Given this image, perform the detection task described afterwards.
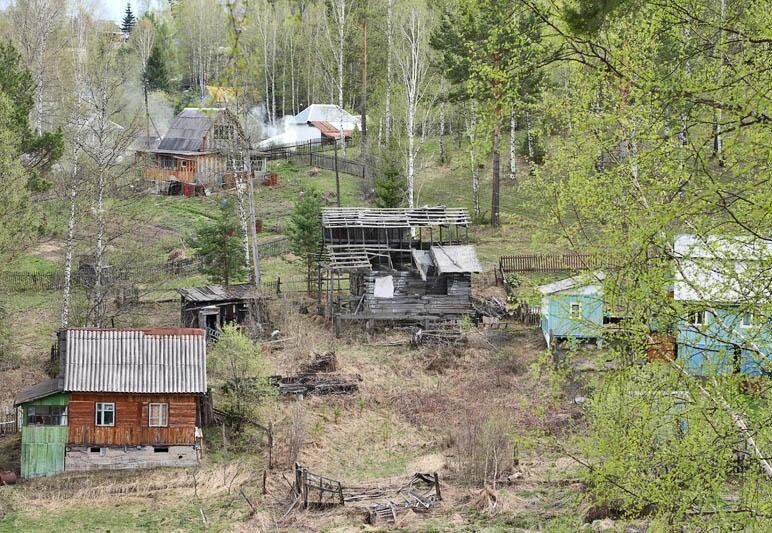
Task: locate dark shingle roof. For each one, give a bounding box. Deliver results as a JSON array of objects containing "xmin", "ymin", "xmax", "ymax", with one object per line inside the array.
[
  {"xmin": 14, "ymin": 378, "xmax": 64, "ymax": 406},
  {"xmin": 157, "ymin": 108, "xmax": 221, "ymax": 152}
]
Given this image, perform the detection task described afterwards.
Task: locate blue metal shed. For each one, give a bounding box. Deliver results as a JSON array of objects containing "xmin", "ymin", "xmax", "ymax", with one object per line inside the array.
[{"xmin": 538, "ymin": 272, "xmax": 605, "ymax": 346}]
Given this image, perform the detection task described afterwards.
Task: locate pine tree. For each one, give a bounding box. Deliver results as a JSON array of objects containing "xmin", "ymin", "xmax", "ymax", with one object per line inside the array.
[
  {"xmin": 287, "ymin": 190, "xmax": 322, "ymax": 291},
  {"xmin": 121, "ymin": 3, "xmax": 136, "ymax": 34},
  {"xmin": 189, "ymin": 199, "xmax": 248, "ymax": 286}
]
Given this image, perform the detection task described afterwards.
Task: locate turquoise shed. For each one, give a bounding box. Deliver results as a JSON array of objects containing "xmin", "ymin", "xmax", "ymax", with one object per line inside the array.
[
  {"xmin": 674, "ymin": 234, "xmax": 771, "ymax": 376},
  {"xmin": 538, "ymin": 272, "xmax": 605, "ymax": 346}
]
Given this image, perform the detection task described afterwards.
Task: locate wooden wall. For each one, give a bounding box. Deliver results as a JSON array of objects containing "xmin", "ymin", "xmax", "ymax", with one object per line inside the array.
[{"xmin": 67, "ymin": 393, "xmax": 197, "ymax": 446}]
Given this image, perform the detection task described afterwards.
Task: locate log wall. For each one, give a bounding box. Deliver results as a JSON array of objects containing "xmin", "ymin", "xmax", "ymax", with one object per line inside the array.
[{"xmin": 67, "ymin": 393, "xmax": 197, "ymax": 446}]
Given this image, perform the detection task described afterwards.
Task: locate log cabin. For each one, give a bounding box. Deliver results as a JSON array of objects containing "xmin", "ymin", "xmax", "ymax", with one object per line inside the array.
[
  {"xmin": 138, "ymin": 107, "xmax": 251, "ymax": 190},
  {"xmin": 319, "ymin": 207, "xmax": 482, "ymax": 335},
  {"xmin": 14, "ymin": 328, "xmax": 207, "ymax": 479}
]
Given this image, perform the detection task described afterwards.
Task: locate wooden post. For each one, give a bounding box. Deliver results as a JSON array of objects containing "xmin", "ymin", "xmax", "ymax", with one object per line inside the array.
[
  {"xmin": 338, "ymin": 481, "xmax": 344, "ymax": 505},
  {"xmin": 334, "ymin": 139, "xmax": 341, "ymax": 207},
  {"xmin": 433, "ymin": 472, "xmax": 442, "ymax": 501},
  {"xmin": 302, "ymin": 469, "xmax": 309, "ymax": 509}
]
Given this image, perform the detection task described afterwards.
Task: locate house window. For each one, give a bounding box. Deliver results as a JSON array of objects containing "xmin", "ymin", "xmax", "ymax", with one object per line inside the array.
[
  {"xmin": 214, "ymin": 124, "xmax": 234, "ymax": 140},
  {"xmin": 741, "ymin": 313, "xmax": 754, "ymax": 328},
  {"xmin": 148, "ymin": 403, "xmax": 168, "ymax": 428},
  {"xmin": 159, "ymin": 155, "xmax": 175, "ymax": 169},
  {"xmin": 179, "ymin": 159, "xmax": 189, "ymax": 170},
  {"xmin": 26, "ymin": 405, "xmax": 67, "ymax": 426},
  {"xmin": 95, "ymin": 402, "xmax": 115, "ymax": 426},
  {"xmin": 226, "ymin": 157, "xmax": 244, "ymax": 171},
  {"xmin": 691, "ymin": 310, "xmax": 706, "ymax": 326},
  {"xmin": 569, "ymin": 302, "xmax": 581, "ymax": 319}
]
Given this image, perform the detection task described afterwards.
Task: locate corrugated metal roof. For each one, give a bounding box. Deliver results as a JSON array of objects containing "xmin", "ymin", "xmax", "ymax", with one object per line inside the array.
[
  {"xmin": 308, "ymin": 120, "xmax": 354, "ymax": 138},
  {"xmin": 430, "ymin": 245, "xmax": 482, "ymax": 275},
  {"xmin": 538, "ymin": 272, "xmax": 605, "ymax": 295},
  {"xmin": 673, "ymin": 234, "xmax": 771, "ymax": 302},
  {"xmin": 14, "ymin": 378, "xmax": 64, "ymax": 406},
  {"xmin": 61, "ymin": 328, "xmax": 207, "ymax": 394},
  {"xmin": 178, "ymin": 284, "xmax": 257, "ymax": 303},
  {"xmin": 157, "ymin": 108, "xmax": 222, "ymax": 152},
  {"xmin": 295, "ymin": 104, "xmax": 358, "ymax": 127}
]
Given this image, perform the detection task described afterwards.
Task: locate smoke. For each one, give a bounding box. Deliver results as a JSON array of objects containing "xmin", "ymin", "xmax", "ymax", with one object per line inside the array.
[{"xmin": 252, "ymin": 104, "xmax": 321, "ymax": 148}]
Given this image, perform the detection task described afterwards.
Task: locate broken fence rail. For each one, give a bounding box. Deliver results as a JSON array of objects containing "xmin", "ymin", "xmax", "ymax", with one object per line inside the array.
[{"xmin": 292, "ymin": 463, "xmax": 442, "ymax": 524}]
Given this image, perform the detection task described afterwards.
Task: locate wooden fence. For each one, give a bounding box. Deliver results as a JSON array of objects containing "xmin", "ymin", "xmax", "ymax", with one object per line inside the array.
[
  {"xmin": 287, "ymin": 151, "xmax": 368, "ymax": 179},
  {"xmin": 499, "ymin": 253, "xmax": 601, "ymax": 274},
  {"xmin": 0, "ymin": 407, "xmax": 18, "ymax": 436}
]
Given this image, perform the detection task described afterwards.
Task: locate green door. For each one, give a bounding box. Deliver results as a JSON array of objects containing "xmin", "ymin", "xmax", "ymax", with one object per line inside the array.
[
  {"xmin": 21, "ymin": 429, "xmax": 66, "ymax": 478},
  {"xmin": 20, "ymin": 393, "xmax": 70, "ymax": 479}
]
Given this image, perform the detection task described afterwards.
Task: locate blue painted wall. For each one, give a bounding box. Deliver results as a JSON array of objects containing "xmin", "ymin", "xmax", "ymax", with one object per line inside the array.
[
  {"xmin": 541, "ymin": 290, "xmax": 604, "ymax": 343},
  {"xmin": 677, "ymin": 307, "xmax": 771, "ymax": 376}
]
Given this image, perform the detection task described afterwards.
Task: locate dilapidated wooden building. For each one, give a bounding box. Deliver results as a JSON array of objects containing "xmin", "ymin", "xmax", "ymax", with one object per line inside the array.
[
  {"xmin": 178, "ymin": 284, "xmax": 269, "ymax": 340},
  {"xmin": 14, "ymin": 328, "xmax": 207, "ymax": 478},
  {"xmin": 319, "ymin": 207, "xmax": 482, "ymax": 334}
]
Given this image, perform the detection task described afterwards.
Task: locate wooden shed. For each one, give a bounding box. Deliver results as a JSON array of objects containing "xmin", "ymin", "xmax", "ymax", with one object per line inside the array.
[
  {"xmin": 319, "ymin": 207, "xmax": 481, "ymax": 334},
  {"xmin": 14, "ymin": 328, "xmax": 207, "ymax": 479},
  {"xmin": 178, "ymin": 283, "xmax": 269, "ymax": 341},
  {"xmin": 538, "ymin": 272, "xmax": 605, "ymax": 346}
]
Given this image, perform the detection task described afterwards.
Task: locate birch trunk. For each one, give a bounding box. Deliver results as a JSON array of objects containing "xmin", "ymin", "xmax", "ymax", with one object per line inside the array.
[
  {"xmin": 438, "ymin": 101, "xmax": 446, "ymax": 164},
  {"xmin": 509, "ymin": 114, "xmax": 517, "ymax": 181},
  {"xmin": 60, "ymin": 156, "xmax": 79, "ymax": 329},
  {"xmin": 469, "ymin": 106, "xmax": 480, "ymax": 217},
  {"xmin": 526, "ymin": 111, "xmax": 534, "ymax": 161},
  {"xmin": 93, "ymin": 166, "xmax": 106, "ymax": 327},
  {"xmin": 384, "ymin": 0, "xmax": 394, "ymax": 141}
]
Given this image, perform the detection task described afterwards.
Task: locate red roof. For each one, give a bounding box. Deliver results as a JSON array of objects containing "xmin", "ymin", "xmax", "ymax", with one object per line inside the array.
[{"xmin": 309, "ymin": 121, "xmax": 354, "ymax": 139}]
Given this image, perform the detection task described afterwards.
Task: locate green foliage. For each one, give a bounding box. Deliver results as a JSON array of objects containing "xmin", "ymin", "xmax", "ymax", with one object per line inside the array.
[
  {"xmin": 0, "ymin": 41, "xmax": 63, "ymax": 173},
  {"xmin": 189, "ymin": 198, "xmax": 248, "ymax": 286},
  {"xmin": 583, "ymin": 365, "xmax": 772, "ymax": 524},
  {"xmin": 210, "ymin": 324, "xmax": 275, "ymax": 418},
  {"xmin": 144, "ymin": 42, "xmax": 170, "ymax": 92},
  {"xmin": 374, "ymin": 139, "xmax": 405, "ymax": 208},
  {"xmin": 287, "ymin": 189, "xmax": 322, "ymax": 284}
]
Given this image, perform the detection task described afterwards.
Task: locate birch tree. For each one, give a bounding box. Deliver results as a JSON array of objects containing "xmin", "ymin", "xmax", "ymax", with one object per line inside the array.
[
  {"xmin": 8, "ymin": 0, "xmax": 65, "ymax": 134},
  {"xmin": 75, "ymin": 42, "xmax": 140, "ymax": 326},
  {"xmin": 384, "ymin": 0, "xmax": 394, "ymax": 141},
  {"xmin": 324, "ymin": 0, "xmax": 348, "ymax": 157},
  {"xmin": 396, "ymin": 6, "xmax": 430, "ymax": 210}
]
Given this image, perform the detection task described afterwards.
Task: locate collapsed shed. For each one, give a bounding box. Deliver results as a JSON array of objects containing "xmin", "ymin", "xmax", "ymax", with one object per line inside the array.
[{"xmin": 319, "ymin": 207, "xmax": 482, "ymax": 334}]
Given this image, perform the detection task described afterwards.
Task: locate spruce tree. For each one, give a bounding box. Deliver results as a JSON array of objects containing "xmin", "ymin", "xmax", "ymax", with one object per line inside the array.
[
  {"xmin": 287, "ymin": 190, "xmax": 322, "ymax": 290},
  {"xmin": 374, "ymin": 138, "xmax": 405, "ymax": 208},
  {"xmin": 144, "ymin": 42, "xmax": 169, "ymax": 92},
  {"xmin": 121, "ymin": 3, "xmax": 136, "ymax": 34},
  {"xmin": 189, "ymin": 199, "xmax": 248, "ymax": 286}
]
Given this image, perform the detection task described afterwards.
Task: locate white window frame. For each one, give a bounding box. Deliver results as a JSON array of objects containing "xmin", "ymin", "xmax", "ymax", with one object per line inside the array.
[
  {"xmin": 148, "ymin": 403, "xmax": 169, "ymax": 428},
  {"xmin": 569, "ymin": 302, "xmax": 581, "ymax": 320},
  {"xmin": 691, "ymin": 310, "xmax": 706, "ymax": 326},
  {"xmin": 95, "ymin": 402, "xmax": 115, "ymax": 427},
  {"xmin": 740, "ymin": 313, "xmax": 754, "ymax": 328}
]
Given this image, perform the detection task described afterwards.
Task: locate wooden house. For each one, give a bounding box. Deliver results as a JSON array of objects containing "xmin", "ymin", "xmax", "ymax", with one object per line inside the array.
[
  {"xmin": 538, "ymin": 272, "xmax": 605, "ymax": 346},
  {"xmin": 674, "ymin": 234, "xmax": 771, "ymax": 376},
  {"xmin": 319, "ymin": 207, "xmax": 482, "ymax": 334},
  {"xmin": 14, "ymin": 328, "xmax": 207, "ymax": 479},
  {"xmin": 139, "ymin": 107, "xmax": 250, "ymax": 189},
  {"xmin": 178, "ymin": 284, "xmax": 269, "ymax": 341}
]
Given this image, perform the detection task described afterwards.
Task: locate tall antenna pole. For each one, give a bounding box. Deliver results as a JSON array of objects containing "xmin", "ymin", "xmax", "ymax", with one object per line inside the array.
[{"xmin": 247, "ymin": 157, "xmax": 263, "ymax": 286}]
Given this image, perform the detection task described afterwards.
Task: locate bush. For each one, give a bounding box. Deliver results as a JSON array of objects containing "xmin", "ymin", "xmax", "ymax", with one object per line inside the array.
[{"xmin": 453, "ymin": 413, "xmax": 517, "ymax": 487}]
